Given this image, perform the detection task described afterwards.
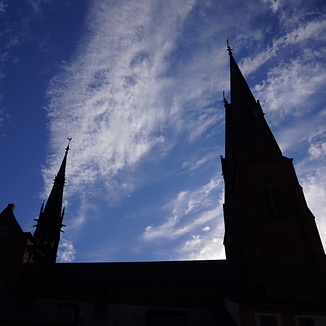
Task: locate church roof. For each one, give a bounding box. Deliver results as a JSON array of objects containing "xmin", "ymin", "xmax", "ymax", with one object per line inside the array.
[{"xmin": 53, "ymin": 259, "xmax": 239, "ymax": 287}]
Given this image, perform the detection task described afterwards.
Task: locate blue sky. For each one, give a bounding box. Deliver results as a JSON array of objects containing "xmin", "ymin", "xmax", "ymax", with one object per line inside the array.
[{"xmin": 0, "ymin": 0, "xmax": 325, "ymax": 262}]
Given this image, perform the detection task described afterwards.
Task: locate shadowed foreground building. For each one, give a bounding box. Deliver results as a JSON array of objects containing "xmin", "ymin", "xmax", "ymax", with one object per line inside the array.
[{"xmin": 1, "ymin": 48, "xmax": 326, "ymax": 325}]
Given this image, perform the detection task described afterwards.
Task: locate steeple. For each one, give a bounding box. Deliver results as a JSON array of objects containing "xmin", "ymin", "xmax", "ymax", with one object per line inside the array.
[
  {"xmin": 224, "ymin": 43, "xmax": 282, "ymax": 162},
  {"xmin": 33, "ymin": 139, "xmax": 71, "ymax": 264},
  {"xmin": 221, "ymin": 45, "xmax": 326, "ymax": 299}
]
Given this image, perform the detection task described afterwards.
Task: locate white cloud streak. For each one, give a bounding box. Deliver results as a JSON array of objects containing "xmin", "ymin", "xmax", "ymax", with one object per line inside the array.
[
  {"xmin": 300, "ymin": 167, "xmax": 326, "ymax": 250},
  {"xmin": 24, "ymin": 0, "xmax": 50, "ymax": 13},
  {"xmin": 262, "ymin": 0, "xmax": 281, "ymax": 13},
  {"xmin": 141, "ymin": 175, "xmax": 225, "ymax": 260},
  {"xmin": 142, "ymin": 177, "xmax": 221, "ymax": 240},
  {"xmin": 295, "ymin": 124, "xmax": 326, "ymax": 246},
  {"xmin": 240, "ymin": 13, "xmax": 326, "ymax": 76},
  {"xmin": 0, "ymin": 1, "xmax": 7, "ymax": 13},
  {"xmin": 255, "ymin": 55, "xmax": 326, "ymax": 120},
  {"xmin": 179, "ymin": 223, "xmax": 226, "ymax": 260},
  {"xmin": 57, "ymin": 239, "xmax": 76, "ymax": 262}
]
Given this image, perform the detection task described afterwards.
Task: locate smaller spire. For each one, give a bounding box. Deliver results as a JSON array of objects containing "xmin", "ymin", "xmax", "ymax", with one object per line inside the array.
[
  {"xmin": 33, "ymin": 138, "xmax": 71, "ymax": 264},
  {"xmin": 227, "ymin": 39, "xmax": 233, "ymax": 56}
]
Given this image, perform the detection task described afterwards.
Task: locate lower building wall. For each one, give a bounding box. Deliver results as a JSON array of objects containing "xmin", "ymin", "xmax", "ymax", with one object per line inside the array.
[
  {"xmin": 238, "ymin": 303, "xmax": 326, "ymax": 326},
  {"xmin": 0, "ymin": 293, "xmax": 233, "ymax": 326}
]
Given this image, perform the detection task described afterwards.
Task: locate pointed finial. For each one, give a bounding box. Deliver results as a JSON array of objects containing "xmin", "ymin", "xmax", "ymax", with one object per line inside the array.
[
  {"xmin": 227, "ymin": 39, "xmax": 233, "ymax": 56},
  {"xmin": 65, "ymin": 137, "xmax": 72, "ymax": 153}
]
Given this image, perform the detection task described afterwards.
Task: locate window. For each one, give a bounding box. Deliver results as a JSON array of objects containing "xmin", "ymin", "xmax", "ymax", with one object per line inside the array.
[
  {"xmin": 146, "ymin": 310, "xmax": 187, "ymax": 326},
  {"xmin": 256, "ymin": 314, "xmax": 281, "ymax": 326},
  {"xmin": 57, "ymin": 303, "xmax": 79, "ymax": 325},
  {"xmin": 297, "ymin": 317, "xmax": 314, "ymax": 326},
  {"xmin": 260, "ymin": 316, "xmax": 278, "ymax": 326}
]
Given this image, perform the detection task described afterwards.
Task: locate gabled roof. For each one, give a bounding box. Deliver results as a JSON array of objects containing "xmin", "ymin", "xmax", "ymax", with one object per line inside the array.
[{"xmin": 0, "ymin": 204, "xmax": 23, "ymax": 234}]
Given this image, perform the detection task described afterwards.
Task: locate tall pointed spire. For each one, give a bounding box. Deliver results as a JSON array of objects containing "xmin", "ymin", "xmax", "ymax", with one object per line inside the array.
[
  {"xmin": 224, "ymin": 43, "xmax": 282, "ymax": 161},
  {"xmin": 221, "ymin": 45, "xmax": 326, "ymax": 300},
  {"xmin": 33, "ymin": 139, "xmax": 71, "ymax": 264}
]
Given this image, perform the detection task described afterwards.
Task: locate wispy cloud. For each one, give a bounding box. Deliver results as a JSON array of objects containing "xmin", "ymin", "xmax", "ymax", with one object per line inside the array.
[
  {"xmin": 175, "ymin": 187, "xmax": 226, "ymax": 260},
  {"xmin": 57, "ymin": 239, "xmax": 76, "ymax": 262},
  {"xmin": 56, "ymin": 198, "xmax": 99, "ymax": 262},
  {"xmin": 255, "ymin": 55, "xmax": 326, "ymax": 120},
  {"xmin": 299, "ymin": 166, "xmax": 326, "ymax": 249},
  {"xmin": 289, "ymin": 122, "xmax": 326, "ymax": 250},
  {"xmin": 45, "ymin": 1, "xmax": 198, "ymax": 195},
  {"xmin": 43, "ymin": 0, "xmax": 230, "ymax": 259},
  {"xmin": 24, "ymin": 0, "xmax": 50, "ymax": 13},
  {"xmin": 273, "ymin": 109, "xmax": 326, "ymax": 156},
  {"xmin": 0, "ymin": 107, "xmax": 10, "ymax": 129},
  {"xmin": 141, "ymin": 175, "xmax": 225, "ymax": 260},
  {"xmin": 239, "ymin": 13, "xmax": 326, "ymax": 74},
  {"xmin": 0, "ymin": 1, "xmax": 7, "ymax": 13},
  {"xmin": 262, "ymin": 0, "xmax": 281, "ymax": 13},
  {"xmin": 177, "ymin": 221, "xmax": 226, "ymax": 260}
]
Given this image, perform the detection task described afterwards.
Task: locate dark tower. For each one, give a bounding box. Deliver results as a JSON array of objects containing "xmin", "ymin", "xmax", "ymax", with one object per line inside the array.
[
  {"xmin": 221, "ymin": 45, "xmax": 326, "ymax": 300},
  {"xmin": 33, "ymin": 140, "xmax": 71, "ymax": 264}
]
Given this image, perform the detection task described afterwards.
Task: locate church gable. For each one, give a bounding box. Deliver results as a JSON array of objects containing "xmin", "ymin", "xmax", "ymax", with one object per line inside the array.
[{"xmin": 0, "ymin": 204, "xmax": 23, "ymax": 251}]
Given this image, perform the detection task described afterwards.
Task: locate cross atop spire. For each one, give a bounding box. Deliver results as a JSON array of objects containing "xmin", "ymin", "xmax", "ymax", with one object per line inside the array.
[{"xmin": 227, "ymin": 39, "xmax": 233, "ymax": 56}]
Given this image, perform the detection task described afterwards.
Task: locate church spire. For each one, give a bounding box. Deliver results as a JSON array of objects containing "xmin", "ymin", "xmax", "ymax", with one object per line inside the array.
[
  {"xmin": 221, "ymin": 46, "xmax": 326, "ymax": 300},
  {"xmin": 224, "ymin": 43, "xmax": 282, "ymax": 161},
  {"xmin": 33, "ymin": 139, "xmax": 71, "ymax": 264}
]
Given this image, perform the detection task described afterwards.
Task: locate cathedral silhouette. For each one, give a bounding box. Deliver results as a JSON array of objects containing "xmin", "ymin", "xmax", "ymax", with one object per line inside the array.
[{"xmin": 1, "ymin": 46, "xmax": 325, "ymax": 325}]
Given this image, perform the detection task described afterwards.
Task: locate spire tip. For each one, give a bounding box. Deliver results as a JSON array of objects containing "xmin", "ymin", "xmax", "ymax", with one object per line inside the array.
[
  {"xmin": 227, "ymin": 39, "xmax": 233, "ymax": 56},
  {"xmin": 65, "ymin": 138, "xmax": 72, "ymax": 153}
]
